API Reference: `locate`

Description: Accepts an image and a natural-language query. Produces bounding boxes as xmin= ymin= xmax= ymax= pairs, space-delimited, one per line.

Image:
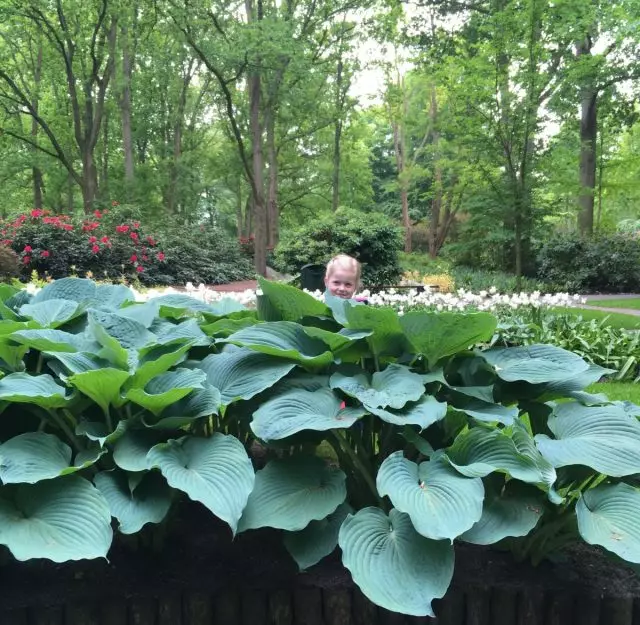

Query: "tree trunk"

xmin=578 ymin=89 xmax=598 ymax=236
xmin=428 ymin=86 xmax=441 ymax=259
xmin=101 ymin=109 xmax=109 ymax=196
xmin=121 ymin=22 xmax=135 ymax=186
xmin=266 ymin=112 xmax=279 ymax=248
xmin=391 ymin=119 xmax=411 ymax=253
xmin=31 ymin=42 xmax=44 ymax=209
xmin=81 ymin=151 xmax=99 ymax=213
xmin=332 ymin=58 xmax=344 ymax=212
xmin=236 ymin=179 xmax=243 ymax=239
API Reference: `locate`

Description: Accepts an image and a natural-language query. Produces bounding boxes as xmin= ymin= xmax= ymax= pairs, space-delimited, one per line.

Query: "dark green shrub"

xmin=536 ymin=234 xmax=640 ymax=293
xmin=1 ymin=209 xmax=253 ymax=286
xmin=273 ymin=209 xmax=403 ymax=286
xmin=451 ymin=266 xmax=551 ymax=294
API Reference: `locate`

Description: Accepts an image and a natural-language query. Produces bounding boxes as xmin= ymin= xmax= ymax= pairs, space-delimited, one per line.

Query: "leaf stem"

xmin=47 ymin=409 xmax=83 ymax=452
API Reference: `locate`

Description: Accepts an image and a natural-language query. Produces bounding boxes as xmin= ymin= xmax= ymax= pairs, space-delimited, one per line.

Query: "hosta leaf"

xmin=160 ymin=383 xmax=221 ymax=420
xmin=0 ymin=475 xmax=112 ymax=562
xmin=88 ymin=310 xmax=155 ymax=350
xmin=147 ymin=433 xmax=254 ymax=533
xmin=368 ymin=395 xmax=447 ymax=430
xmin=95 ymin=470 xmax=172 ymax=535
xmin=114 ymin=430 xmax=163 ymax=472
xmin=251 ymin=387 xmax=366 ymax=441
xmin=344 ymin=303 xmax=406 ymax=357
xmin=577 ymin=483 xmax=640 ymax=564
xmin=31 ymin=278 xmax=97 ymax=304
xmin=44 ymin=351 xmax=112 ymax=375
xmin=93 ymin=284 xmax=135 ymax=309
xmin=238 ymin=455 xmax=346 ymax=532
xmin=447 ymin=388 xmax=517 ymax=426
xmin=446 ymin=427 xmax=547 ymax=483
xmin=71 ymin=444 xmax=107 ymax=471
xmin=130 ymin=343 xmax=192 ymax=389
xmin=69 ymin=368 xmax=130 ymax=413
xmin=223 ymin=321 xmax=334 ymax=367
xmin=206 ymin=298 xmax=248 ymax=317
xmin=19 ymin=299 xmax=82 ymax=328
xmin=284 ymin=502 xmax=352 ymax=571
xmin=153 ymin=318 xmax=208 ymax=346
xmin=149 ymin=294 xmax=213 ymax=316
xmin=535 ymin=402 xmax=640 ymax=477
xmin=196 ymin=349 xmax=296 ymax=406
xmin=0 ymin=340 xmax=29 ymax=370
xmin=302 ymin=327 xmax=372 ymax=353
xmin=0 ymin=373 xmax=69 ymax=408
xmin=0 ymin=433 xmax=72 ymax=484
xmin=461 ymin=484 xmax=544 ymax=545
xmin=330 ymin=364 xmax=425 ymax=410
xmin=258 ymin=277 xmax=330 ymax=321
xmin=201 ymin=317 xmax=258 ymax=338
xmin=76 ymin=420 xmax=128 ymax=447
xmin=12 ymin=329 xmax=88 ymax=353
xmin=126 ymin=368 xmax=206 ymax=416
xmin=376 ymin=452 xmax=484 ymax=540
xmin=480 ymin=344 xmax=589 ymax=384
xmin=87 ymin=315 xmax=133 ymax=370
xmin=116 ymin=301 xmax=160 ymax=328
xmin=339 ymin=507 xmax=454 ymax=617
xmin=401 ymin=311 xmax=497 ymax=368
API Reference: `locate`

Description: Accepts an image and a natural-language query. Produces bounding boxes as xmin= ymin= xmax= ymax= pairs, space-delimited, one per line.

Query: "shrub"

xmin=0 ymin=209 xmax=253 ymax=286
xmin=273 ymin=208 xmax=403 ymax=286
xmin=451 ymin=266 xmax=550 ymax=294
xmin=2 ymin=277 xmax=640 ymax=619
xmin=536 ymin=233 xmax=640 ymax=293
xmin=0 ymin=244 xmax=20 ymax=281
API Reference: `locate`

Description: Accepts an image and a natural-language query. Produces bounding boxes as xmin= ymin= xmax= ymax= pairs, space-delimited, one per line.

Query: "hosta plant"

xmin=0 ymin=277 xmax=639 ymax=618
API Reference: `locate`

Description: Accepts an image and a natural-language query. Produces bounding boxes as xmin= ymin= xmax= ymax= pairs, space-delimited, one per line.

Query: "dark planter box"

xmin=0 ymin=502 xmax=639 ymax=625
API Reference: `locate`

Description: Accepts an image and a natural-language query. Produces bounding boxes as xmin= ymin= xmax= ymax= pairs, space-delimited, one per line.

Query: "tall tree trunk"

xmin=266 ymin=112 xmax=279 ymax=248
xmin=236 ymin=179 xmax=243 ymax=239
xmin=81 ymin=151 xmax=99 ymax=213
xmin=578 ymin=89 xmax=598 ymax=236
xmin=31 ymin=42 xmax=44 ymax=209
xmin=167 ymin=68 xmax=190 ymax=215
xmin=101 ymin=109 xmax=109 ymax=196
xmin=332 ymin=58 xmax=344 ymax=212
xmin=596 ymin=128 xmax=604 ymax=232
xmin=391 ymin=118 xmax=411 ymax=253
xmin=428 ymin=85 xmax=441 ymax=259
xmin=121 ymin=22 xmax=135 ymax=187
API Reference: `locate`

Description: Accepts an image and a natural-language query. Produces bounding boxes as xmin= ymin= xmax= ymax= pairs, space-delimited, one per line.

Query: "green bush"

xmin=536 ymin=233 xmax=640 ymax=293
xmin=451 ymin=266 xmax=550 ymax=293
xmin=273 ymin=209 xmax=403 ymax=286
xmin=1 ymin=209 xmax=253 ymax=286
xmin=2 ymin=277 xmax=640 ymax=619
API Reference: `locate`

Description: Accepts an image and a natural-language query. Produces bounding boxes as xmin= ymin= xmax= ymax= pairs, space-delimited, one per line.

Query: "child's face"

xmin=325 ymin=267 xmax=358 ymax=299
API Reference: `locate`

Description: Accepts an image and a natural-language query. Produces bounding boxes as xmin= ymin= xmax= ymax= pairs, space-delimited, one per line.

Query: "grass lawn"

xmin=586 ymin=297 xmax=640 ymax=310
xmin=586 ymin=381 xmax=640 ymax=403
xmin=551 ymin=306 xmax=640 ymax=330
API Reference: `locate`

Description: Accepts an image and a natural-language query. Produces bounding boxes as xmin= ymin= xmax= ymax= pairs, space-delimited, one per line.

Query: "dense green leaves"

xmin=0 ymin=433 xmax=72 ymax=483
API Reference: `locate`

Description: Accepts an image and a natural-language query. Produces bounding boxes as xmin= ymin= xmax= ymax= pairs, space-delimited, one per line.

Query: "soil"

xmin=0 ymin=501 xmax=639 ymax=611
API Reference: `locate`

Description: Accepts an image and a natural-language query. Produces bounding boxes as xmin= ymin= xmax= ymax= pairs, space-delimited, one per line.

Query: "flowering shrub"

xmin=1 ymin=209 xmax=252 ymax=286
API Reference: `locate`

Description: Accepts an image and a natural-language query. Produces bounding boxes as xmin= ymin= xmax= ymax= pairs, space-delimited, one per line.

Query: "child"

xmin=324 ymin=254 xmax=361 ymax=299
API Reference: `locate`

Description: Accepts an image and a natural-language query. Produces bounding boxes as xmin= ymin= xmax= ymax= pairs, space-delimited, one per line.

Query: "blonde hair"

xmin=326 ymin=254 xmax=361 ymax=283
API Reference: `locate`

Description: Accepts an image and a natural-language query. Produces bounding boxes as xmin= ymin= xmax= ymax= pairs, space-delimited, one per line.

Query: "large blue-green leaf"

xmin=44 ymin=351 xmax=111 ymax=375
xmin=87 ymin=314 xmax=134 ymax=370
xmin=461 ymin=484 xmax=544 ymax=545
xmin=201 ymin=317 xmax=258 ymax=338
xmin=377 ymin=452 xmax=484 ymax=540
xmin=251 ymin=387 xmax=366 ymax=441
xmin=93 ymin=284 xmax=135 ymax=309
xmin=535 ymin=402 xmax=640 ymax=477
xmin=94 ymin=470 xmax=172 ymax=535
xmin=258 ymin=278 xmax=330 ymax=321
xmin=126 ymin=368 xmax=206 ymax=416
xmin=302 ymin=327 xmax=372 ymax=353
xmin=69 ymin=368 xmax=130 ymax=413
xmin=116 ymin=301 xmax=160 ymax=328
xmin=196 ymin=349 xmax=296 ymax=406
xmin=0 ymin=339 xmax=28 ymax=370
xmin=76 ymin=420 xmax=128 ymax=447
xmin=159 ymin=384 xmax=221 ymax=421
xmin=113 ymin=430 xmax=162 ymax=472
xmin=223 ymin=322 xmax=334 ymax=367
xmin=368 ymin=395 xmax=447 ymax=430
xmin=577 ymin=483 xmax=640 ymax=563
xmin=0 ymin=433 xmax=72 ymax=484
xmin=238 ymin=455 xmax=346 ymax=532
xmin=129 ymin=343 xmax=192 ymax=389
xmin=19 ymin=299 xmax=83 ymax=328
xmin=153 ymin=318 xmax=208 ymax=346
xmin=445 ymin=427 xmax=549 ymax=483
xmin=12 ymin=329 xmax=89 ymax=353
xmin=330 ymin=364 xmax=425 ymax=410
xmin=148 ymin=294 xmax=213 ymax=316
xmin=283 ymin=502 xmax=351 ymax=570
xmin=343 ymin=303 xmax=406 ymax=357
xmin=401 ymin=311 xmax=497 ymax=368
xmin=31 ymin=278 xmax=97 ymax=304
xmin=88 ymin=309 xmax=155 ymax=350
xmin=147 ymin=433 xmax=253 ymax=533
xmin=339 ymin=507 xmax=454 ymax=617
xmin=0 ymin=475 xmax=112 ymax=561
xmin=0 ymin=373 xmax=69 ymax=408
xmin=480 ymin=344 xmax=589 ymax=384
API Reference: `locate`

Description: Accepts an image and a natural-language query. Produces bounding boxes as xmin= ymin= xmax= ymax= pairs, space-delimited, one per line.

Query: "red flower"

xmin=1 ymin=239 xmax=12 ymax=245
xmin=82 ymin=222 xmax=99 ymax=232
xmin=23 ymin=256 xmax=31 ymax=264
xmin=30 ymin=209 xmax=44 ymax=218
xmin=146 ymin=236 xmax=156 ymax=246
xmin=100 ymin=236 xmax=109 ymax=244
xmin=116 ymin=224 xmax=129 ymax=233
xmin=130 ymin=254 xmax=138 ymax=263
xmin=136 ymin=265 xmax=144 ymax=273
xmin=89 ymin=236 xmax=97 ymax=243
xmin=62 ymin=224 xmax=73 ymax=231
xmin=133 ymin=221 xmax=140 ymax=229
xmin=142 ymin=255 xmax=148 ymax=261
xmin=130 ymin=232 xmax=138 ymax=241
xmin=91 ymin=244 xmax=100 ymax=253
xmin=40 ymin=250 xmax=50 ymax=258
xmin=94 ymin=210 xmax=102 ymax=218
xmin=23 ymin=245 xmax=32 ymax=253
xmin=156 ymin=252 xmax=165 ymax=261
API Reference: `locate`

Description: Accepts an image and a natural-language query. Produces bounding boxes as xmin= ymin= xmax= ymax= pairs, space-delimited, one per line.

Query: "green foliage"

xmin=273 ymin=208 xmax=403 ymax=286
xmin=1 ymin=209 xmax=252 ymax=286
xmin=451 ymin=266 xmax=550 ymax=294
xmin=0 ymin=276 xmax=638 ymax=618
xmin=536 ymin=234 xmax=640 ymax=293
